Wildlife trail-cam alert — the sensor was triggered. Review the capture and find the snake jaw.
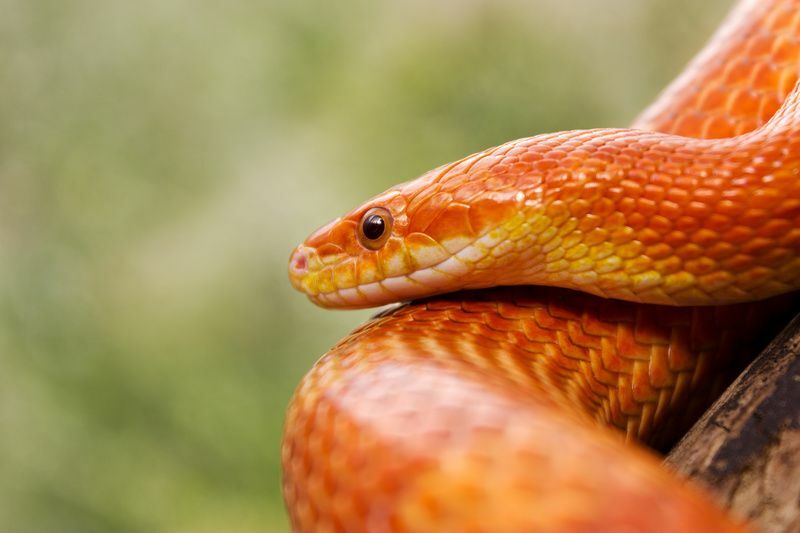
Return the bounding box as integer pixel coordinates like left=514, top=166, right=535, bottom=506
left=289, top=189, right=541, bottom=308
left=289, top=180, right=535, bottom=308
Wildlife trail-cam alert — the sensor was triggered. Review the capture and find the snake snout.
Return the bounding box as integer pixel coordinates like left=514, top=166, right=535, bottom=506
left=288, top=245, right=313, bottom=291
left=290, top=248, right=307, bottom=273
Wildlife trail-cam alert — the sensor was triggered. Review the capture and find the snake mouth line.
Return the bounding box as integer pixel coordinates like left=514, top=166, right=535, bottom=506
left=309, top=253, right=478, bottom=308
left=302, top=222, right=522, bottom=308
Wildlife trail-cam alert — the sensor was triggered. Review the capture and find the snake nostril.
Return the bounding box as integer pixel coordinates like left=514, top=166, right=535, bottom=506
left=290, top=249, right=308, bottom=274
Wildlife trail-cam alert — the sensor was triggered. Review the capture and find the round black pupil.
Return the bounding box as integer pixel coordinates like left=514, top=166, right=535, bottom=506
left=362, top=214, right=385, bottom=240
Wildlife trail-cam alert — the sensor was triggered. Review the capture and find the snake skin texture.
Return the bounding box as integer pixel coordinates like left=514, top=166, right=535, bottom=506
left=634, top=0, right=800, bottom=137
left=283, top=289, right=795, bottom=531
left=283, top=0, right=800, bottom=531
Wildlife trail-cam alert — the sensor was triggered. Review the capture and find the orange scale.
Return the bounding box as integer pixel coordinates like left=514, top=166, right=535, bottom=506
left=725, top=150, right=754, bottom=165
left=696, top=85, right=727, bottom=111
left=647, top=345, right=674, bottom=389
left=443, top=308, right=485, bottom=325
left=465, top=154, right=504, bottom=176
left=587, top=351, right=617, bottom=387
left=759, top=218, right=793, bottom=237
left=544, top=301, right=584, bottom=322
left=714, top=199, right=745, bottom=218
left=509, top=162, right=532, bottom=175
left=519, top=151, right=542, bottom=163
left=521, top=322, right=558, bottom=345
left=658, top=162, right=687, bottom=177
left=492, top=302, right=531, bottom=321
left=436, top=159, right=476, bottom=184
left=728, top=88, right=763, bottom=119
left=759, top=91, right=785, bottom=120
left=741, top=237, right=778, bottom=256
left=663, top=231, right=689, bottom=248
left=634, top=160, right=657, bottom=174
left=675, top=242, right=705, bottom=260
left=451, top=180, right=486, bottom=202
left=615, top=198, right=636, bottom=216
left=605, top=186, right=628, bottom=203
left=407, top=193, right=455, bottom=234
left=605, top=392, right=623, bottom=426
left=704, top=242, right=737, bottom=260
left=635, top=198, right=659, bottom=218
left=317, top=242, right=345, bottom=259
left=554, top=330, right=589, bottom=361
left=722, top=254, right=755, bottom=272
left=626, top=213, right=648, bottom=232
left=543, top=343, right=578, bottom=372
left=620, top=178, right=643, bottom=196
left=657, top=200, right=682, bottom=219
left=617, top=378, right=641, bottom=416
left=589, top=152, right=615, bottom=164
left=619, top=146, right=642, bottom=159
left=770, top=28, right=797, bottom=56
left=739, top=208, right=770, bottom=227
left=423, top=300, right=461, bottom=311
left=483, top=313, right=523, bottom=334
left=503, top=146, right=527, bottom=158
left=533, top=158, right=560, bottom=174
left=721, top=57, right=753, bottom=86
left=577, top=313, right=617, bottom=339
left=672, top=113, right=707, bottom=137
left=437, top=171, right=468, bottom=188
left=685, top=257, right=717, bottom=276
left=760, top=248, right=796, bottom=268
left=711, top=164, right=736, bottom=178
left=750, top=187, right=783, bottom=209
left=490, top=164, right=510, bottom=176
left=529, top=307, right=569, bottom=332
left=649, top=215, right=673, bottom=234
left=631, top=363, right=659, bottom=403
left=675, top=172, right=702, bottom=188
left=642, top=181, right=666, bottom=199
left=780, top=227, right=800, bottom=247
left=703, top=214, right=732, bottom=232
left=460, top=300, right=500, bottom=315
left=689, top=228, right=719, bottom=247
left=614, top=323, right=652, bottom=362
left=674, top=216, right=701, bottom=233
left=565, top=321, right=602, bottom=350
left=644, top=243, right=672, bottom=260
left=576, top=213, right=601, bottom=234
left=665, top=327, right=693, bottom=371
left=544, top=149, right=569, bottom=160
left=333, top=259, right=358, bottom=289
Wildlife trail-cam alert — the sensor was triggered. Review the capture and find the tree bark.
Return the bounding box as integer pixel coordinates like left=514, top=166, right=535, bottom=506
left=667, top=313, right=800, bottom=533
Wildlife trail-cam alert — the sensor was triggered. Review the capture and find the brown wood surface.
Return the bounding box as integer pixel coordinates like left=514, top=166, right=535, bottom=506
left=667, top=313, right=800, bottom=533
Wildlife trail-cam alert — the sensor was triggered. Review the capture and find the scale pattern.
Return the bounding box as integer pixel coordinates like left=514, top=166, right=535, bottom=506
left=634, top=0, right=800, bottom=137
left=284, top=0, right=800, bottom=530
left=283, top=289, right=794, bottom=531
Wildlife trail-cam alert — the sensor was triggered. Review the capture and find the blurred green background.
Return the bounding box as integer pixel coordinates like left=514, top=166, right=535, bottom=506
left=0, top=0, right=731, bottom=531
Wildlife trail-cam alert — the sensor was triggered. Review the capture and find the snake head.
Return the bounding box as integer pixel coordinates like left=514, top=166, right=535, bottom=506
left=289, top=164, right=529, bottom=309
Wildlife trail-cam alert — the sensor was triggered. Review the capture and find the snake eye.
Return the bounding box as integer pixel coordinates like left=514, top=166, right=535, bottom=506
left=357, top=207, right=393, bottom=250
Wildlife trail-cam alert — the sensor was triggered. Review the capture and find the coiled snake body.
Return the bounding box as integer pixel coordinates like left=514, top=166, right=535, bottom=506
left=284, top=1, right=800, bottom=530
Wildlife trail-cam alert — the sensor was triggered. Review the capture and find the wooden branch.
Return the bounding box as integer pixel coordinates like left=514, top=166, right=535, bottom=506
left=666, top=312, right=800, bottom=533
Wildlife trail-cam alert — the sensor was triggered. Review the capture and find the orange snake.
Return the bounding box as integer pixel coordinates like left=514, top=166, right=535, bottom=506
left=284, top=1, right=800, bottom=531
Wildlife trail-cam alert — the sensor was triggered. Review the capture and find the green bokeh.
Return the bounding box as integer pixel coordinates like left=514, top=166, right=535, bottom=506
left=0, top=0, right=730, bottom=531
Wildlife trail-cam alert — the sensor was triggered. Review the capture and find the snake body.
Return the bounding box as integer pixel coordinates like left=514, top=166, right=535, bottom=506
left=284, top=1, right=800, bottom=530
